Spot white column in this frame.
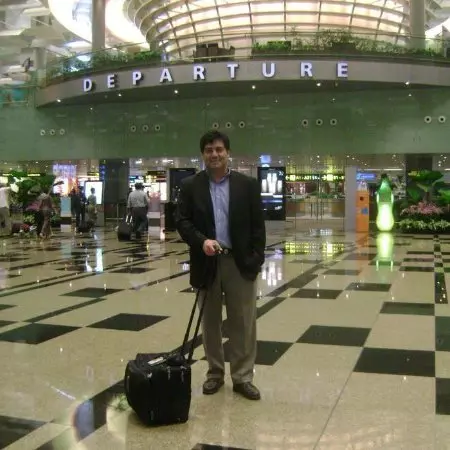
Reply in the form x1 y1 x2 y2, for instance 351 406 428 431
410 0 425 50
33 47 47 82
344 166 357 232
92 0 106 52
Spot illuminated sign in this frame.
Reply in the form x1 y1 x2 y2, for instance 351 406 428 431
285 173 345 182
81 60 349 93
146 170 166 183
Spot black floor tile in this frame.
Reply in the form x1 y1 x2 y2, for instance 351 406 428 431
0 414 46 448
380 302 435 316
435 272 448 304
0 257 26 262
27 298 107 323
323 269 361 276
248 340 293 366
407 251 434 255
436 378 450 415
400 266 435 272
292 289 342 300
354 348 435 377
403 257 434 263
436 317 450 351
346 282 391 292
53 382 123 439
88 313 168 331
110 267 154 274
56 266 92 273
0 304 14 311
0 323 78 344
193 445 251 450
0 320 14 328
203 340 292 366
62 287 122 298
297 325 370 347
284 274 317 289
344 253 376 261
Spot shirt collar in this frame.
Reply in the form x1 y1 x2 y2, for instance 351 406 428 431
207 168 231 183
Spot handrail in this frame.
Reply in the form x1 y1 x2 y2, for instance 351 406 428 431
41 29 448 87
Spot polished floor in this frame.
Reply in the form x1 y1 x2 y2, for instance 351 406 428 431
0 224 450 449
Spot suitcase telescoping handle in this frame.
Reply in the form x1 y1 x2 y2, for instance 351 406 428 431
180 288 206 364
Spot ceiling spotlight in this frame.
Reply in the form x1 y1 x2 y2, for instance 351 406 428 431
405 81 410 86
252 85 256 90
174 89 179 94
316 82 321 87
56 99 61 103
118 93 122 97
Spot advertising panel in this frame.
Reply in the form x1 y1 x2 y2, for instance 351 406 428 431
257 166 286 220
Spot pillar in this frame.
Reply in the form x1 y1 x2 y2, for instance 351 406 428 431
103 159 130 220
33 47 47 83
92 0 106 52
344 166 357 232
410 0 425 50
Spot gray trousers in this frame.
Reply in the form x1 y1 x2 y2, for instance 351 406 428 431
198 253 257 384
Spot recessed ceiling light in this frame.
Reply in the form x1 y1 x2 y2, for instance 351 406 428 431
118 93 122 97
252 85 256 90
316 82 321 87
56 99 61 103
174 89 179 94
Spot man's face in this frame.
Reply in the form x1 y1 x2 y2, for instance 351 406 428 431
202 139 229 171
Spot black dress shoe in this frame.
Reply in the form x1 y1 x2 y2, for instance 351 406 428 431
233 382 261 400
203 378 224 395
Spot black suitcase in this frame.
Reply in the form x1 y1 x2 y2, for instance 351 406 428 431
117 216 132 241
124 288 206 426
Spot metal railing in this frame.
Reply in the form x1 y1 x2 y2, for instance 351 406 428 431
41 29 450 87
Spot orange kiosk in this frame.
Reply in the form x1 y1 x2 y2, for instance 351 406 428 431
356 190 369 233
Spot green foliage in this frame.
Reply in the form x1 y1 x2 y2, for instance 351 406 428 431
438 189 450 208
406 185 423 204
408 170 444 202
7 171 56 211
46 49 162 85
398 218 450 233
251 29 444 58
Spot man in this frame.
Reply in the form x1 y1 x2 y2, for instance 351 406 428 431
127 182 149 239
0 184 10 237
176 130 266 401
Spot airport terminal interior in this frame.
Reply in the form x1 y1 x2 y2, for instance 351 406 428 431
3 0 450 449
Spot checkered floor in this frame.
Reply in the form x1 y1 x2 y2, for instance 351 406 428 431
0 226 450 449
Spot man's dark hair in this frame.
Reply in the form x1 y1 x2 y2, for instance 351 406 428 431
199 130 230 153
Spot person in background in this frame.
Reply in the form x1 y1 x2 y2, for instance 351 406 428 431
86 187 97 229
37 188 53 239
127 182 149 239
0 184 11 237
70 187 84 230
176 130 266 401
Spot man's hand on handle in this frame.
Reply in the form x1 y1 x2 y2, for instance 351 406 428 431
203 239 222 256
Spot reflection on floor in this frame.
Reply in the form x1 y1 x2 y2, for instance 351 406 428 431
0 226 449 449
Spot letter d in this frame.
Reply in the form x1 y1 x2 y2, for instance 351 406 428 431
83 79 93 92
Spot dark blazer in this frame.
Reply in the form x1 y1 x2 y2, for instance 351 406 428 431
176 170 266 289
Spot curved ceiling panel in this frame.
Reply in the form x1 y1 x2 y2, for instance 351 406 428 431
126 0 411 58
48 0 145 48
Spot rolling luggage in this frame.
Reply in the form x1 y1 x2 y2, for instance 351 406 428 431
117 216 132 241
124 288 206 426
